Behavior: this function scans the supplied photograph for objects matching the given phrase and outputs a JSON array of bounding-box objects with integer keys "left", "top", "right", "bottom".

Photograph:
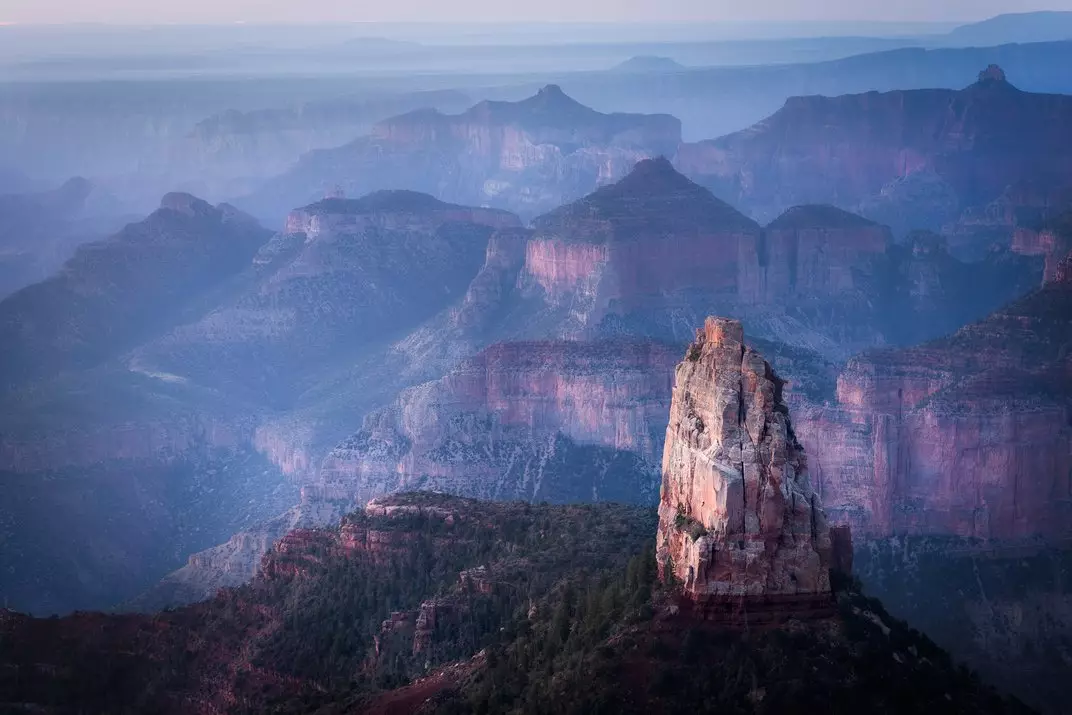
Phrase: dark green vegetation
[
  {"left": 0, "top": 495, "right": 656, "bottom": 713},
  {"left": 0, "top": 495, "right": 1033, "bottom": 715},
  {"left": 434, "top": 576, "right": 1029, "bottom": 715}
]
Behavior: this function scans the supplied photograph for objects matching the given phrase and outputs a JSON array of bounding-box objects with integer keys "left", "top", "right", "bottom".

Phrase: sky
[{"left": 2, "top": 0, "right": 1071, "bottom": 25}]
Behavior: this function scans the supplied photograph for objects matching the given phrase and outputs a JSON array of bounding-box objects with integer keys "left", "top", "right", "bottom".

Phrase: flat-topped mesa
[
  {"left": 657, "top": 318, "right": 833, "bottom": 611},
  {"left": 284, "top": 190, "right": 520, "bottom": 238}
]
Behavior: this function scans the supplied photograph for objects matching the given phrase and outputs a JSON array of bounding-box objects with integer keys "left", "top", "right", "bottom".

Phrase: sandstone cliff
[
  {"left": 516, "top": 159, "right": 1038, "bottom": 357},
  {"left": 795, "top": 256, "right": 1072, "bottom": 540},
  {"left": 656, "top": 318, "right": 832, "bottom": 599},
  {"left": 317, "top": 339, "right": 680, "bottom": 505},
  {"left": 156, "top": 165, "right": 1040, "bottom": 610},
  {"left": 676, "top": 68, "right": 1072, "bottom": 254}
]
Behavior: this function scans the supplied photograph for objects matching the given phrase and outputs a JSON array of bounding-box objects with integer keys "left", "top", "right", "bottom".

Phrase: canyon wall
[
  {"left": 317, "top": 339, "right": 680, "bottom": 505},
  {"left": 795, "top": 258, "right": 1072, "bottom": 540},
  {"left": 676, "top": 68, "right": 1072, "bottom": 260}
]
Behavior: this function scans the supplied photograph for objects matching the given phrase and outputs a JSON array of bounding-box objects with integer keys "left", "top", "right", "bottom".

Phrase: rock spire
[{"left": 656, "top": 317, "right": 833, "bottom": 599}]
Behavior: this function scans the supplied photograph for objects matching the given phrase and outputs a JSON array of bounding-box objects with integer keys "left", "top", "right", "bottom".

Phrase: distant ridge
[
  {"left": 946, "top": 11, "right": 1072, "bottom": 45},
  {"left": 612, "top": 56, "right": 687, "bottom": 73}
]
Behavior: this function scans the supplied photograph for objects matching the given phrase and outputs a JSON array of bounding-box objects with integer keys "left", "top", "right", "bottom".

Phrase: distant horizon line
[{"left": 0, "top": 18, "right": 1013, "bottom": 28}]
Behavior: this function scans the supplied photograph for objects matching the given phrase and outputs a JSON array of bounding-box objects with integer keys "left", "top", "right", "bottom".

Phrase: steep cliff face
[
  {"left": 317, "top": 339, "right": 680, "bottom": 505},
  {"left": 156, "top": 166, "right": 1043, "bottom": 610},
  {"left": 242, "top": 85, "right": 682, "bottom": 223},
  {"left": 520, "top": 157, "right": 760, "bottom": 328},
  {"left": 517, "top": 159, "right": 1039, "bottom": 357},
  {"left": 796, "top": 261, "right": 1072, "bottom": 540},
  {"left": 656, "top": 318, "right": 832, "bottom": 600},
  {"left": 738, "top": 205, "right": 891, "bottom": 304},
  {"left": 1013, "top": 209, "right": 1072, "bottom": 284},
  {"left": 677, "top": 69, "right": 1072, "bottom": 249}
]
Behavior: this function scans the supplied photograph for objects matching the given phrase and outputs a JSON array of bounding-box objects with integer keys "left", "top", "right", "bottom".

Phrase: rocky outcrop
[
  {"left": 0, "top": 495, "right": 659, "bottom": 715},
  {"left": 242, "top": 86, "right": 681, "bottom": 223},
  {"left": 795, "top": 263, "right": 1072, "bottom": 540},
  {"left": 520, "top": 157, "right": 760, "bottom": 329},
  {"left": 130, "top": 486, "right": 351, "bottom": 611},
  {"left": 656, "top": 318, "right": 832, "bottom": 601},
  {"left": 1012, "top": 209, "right": 1072, "bottom": 284},
  {"left": 677, "top": 68, "right": 1072, "bottom": 251}
]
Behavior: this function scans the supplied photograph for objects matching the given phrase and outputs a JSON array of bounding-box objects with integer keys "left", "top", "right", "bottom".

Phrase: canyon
[
  {"left": 152, "top": 160, "right": 1044, "bottom": 609},
  {"left": 3, "top": 23, "right": 1072, "bottom": 714}
]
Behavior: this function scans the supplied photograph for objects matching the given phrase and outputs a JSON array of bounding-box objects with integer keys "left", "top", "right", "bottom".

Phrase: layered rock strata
[
  {"left": 795, "top": 258, "right": 1072, "bottom": 540},
  {"left": 656, "top": 318, "right": 833, "bottom": 605}
]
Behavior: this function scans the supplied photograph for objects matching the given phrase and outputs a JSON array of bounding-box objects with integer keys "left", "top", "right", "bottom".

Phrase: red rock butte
[{"left": 657, "top": 317, "right": 840, "bottom": 622}]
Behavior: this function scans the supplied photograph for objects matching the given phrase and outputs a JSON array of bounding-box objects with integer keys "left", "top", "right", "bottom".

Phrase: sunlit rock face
[
  {"left": 656, "top": 318, "right": 832, "bottom": 599},
  {"left": 795, "top": 259, "right": 1072, "bottom": 541}
]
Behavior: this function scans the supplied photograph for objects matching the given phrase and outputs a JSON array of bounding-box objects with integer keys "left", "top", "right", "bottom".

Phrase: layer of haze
[{"left": 4, "top": 0, "right": 1072, "bottom": 24}]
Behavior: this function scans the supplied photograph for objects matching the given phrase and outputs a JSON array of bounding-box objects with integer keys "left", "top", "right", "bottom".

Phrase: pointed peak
[
  {"left": 537, "top": 84, "right": 567, "bottom": 98},
  {"left": 978, "top": 64, "right": 1007, "bottom": 83},
  {"left": 629, "top": 155, "right": 679, "bottom": 177},
  {"left": 534, "top": 156, "right": 759, "bottom": 235},
  {"left": 659, "top": 315, "right": 832, "bottom": 601},
  {"left": 698, "top": 317, "right": 745, "bottom": 351},
  {"left": 767, "top": 204, "right": 879, "bottom": 230},
  {"left": 611, "top": 156, "right": 704, "bottom": 195},
  {"left": 159, "top": 192, "right": 215, "bottom": 218},
  {"left": 521, "top": 83, "right": 587, "bottom": 112}
]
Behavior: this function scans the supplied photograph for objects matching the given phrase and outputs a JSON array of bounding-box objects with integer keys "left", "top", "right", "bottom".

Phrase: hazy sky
[{"left": 3, "top": 0, "right": 1071, "bottom": 25}]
